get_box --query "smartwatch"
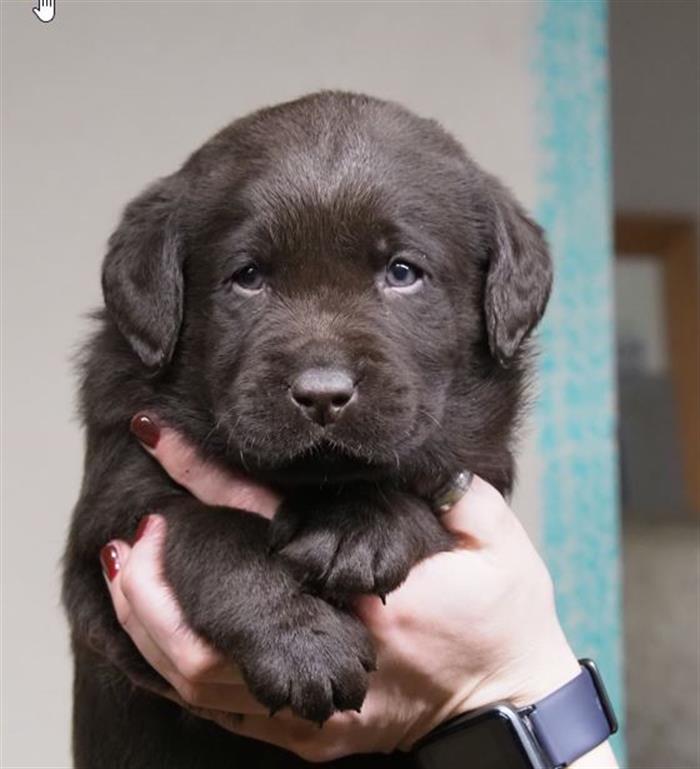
[412,659,618,769]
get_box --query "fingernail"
[100,544,120,581]
[134,515,152,543]
[130,413,160,448]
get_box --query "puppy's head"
[102,92,551,481]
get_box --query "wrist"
[455,638,582,720]
[411,657,619,769]
[502,642,583,708]
[569,741,619,768]
[402,638,580,750]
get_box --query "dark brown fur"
[63,91,552,768]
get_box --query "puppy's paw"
[277,521,413,600]
[237,600,375,723]
[270,489,452,601]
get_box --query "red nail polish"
[100,544,120,581]
[130,413,160,448]
[134,515,151,543]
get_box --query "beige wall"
[1,2,543,766]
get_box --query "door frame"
[615,214,699,515]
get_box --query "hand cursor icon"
[33,0,56,23]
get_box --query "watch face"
[418,710,537,769]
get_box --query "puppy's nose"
[290,368,356,426]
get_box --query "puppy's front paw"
[276,517,411,600]
[237,598,375,723]
[271,489,453,601]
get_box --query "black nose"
[290,368,356,426]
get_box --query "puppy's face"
[190,164,480,477]
[102,93,552,482]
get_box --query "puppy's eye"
[385,259,423,289]
[232,264,264,292]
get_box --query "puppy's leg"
[269,486,454,602]
[162,499,375,723]
[65,471,374,725]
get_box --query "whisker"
[418,408,443,429]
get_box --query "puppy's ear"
[102,175,184,370]
[483,180,553,366]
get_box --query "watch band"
[521,659,618,768]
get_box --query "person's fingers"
[102,542,269,713]
[163,677,272,715]
[101,540,188,686]
[119,515,243,685]
[129,412,280,519]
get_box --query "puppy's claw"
[378,592,386,605]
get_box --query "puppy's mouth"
[213,385,432,483]
[243,440,389,485]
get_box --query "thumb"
[32,7,41,16]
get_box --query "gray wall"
[610,0,700,220]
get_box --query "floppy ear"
[102,175,184,370]
[483,180,553,367]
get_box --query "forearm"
[570,741,619,769]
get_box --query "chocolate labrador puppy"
[63,91,552,768]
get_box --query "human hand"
[101,417,606,763]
